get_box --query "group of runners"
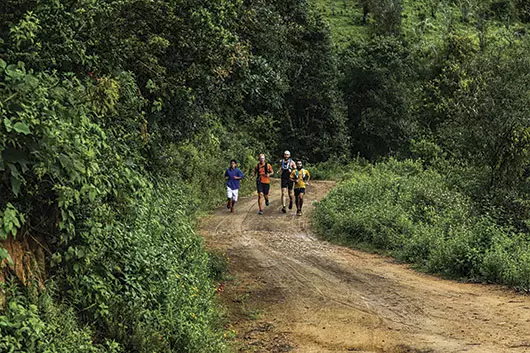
[224,151,310,216]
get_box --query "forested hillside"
[1,0,530,351]
[313,0,530,289]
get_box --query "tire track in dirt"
[200,180,530,353]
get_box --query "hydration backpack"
[295,169,308,181]
[281,158,293,172]
[256,163,272,180]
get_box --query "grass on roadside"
[312,158,530,291]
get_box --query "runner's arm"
[234,170,243,180]
[267,164,274,177]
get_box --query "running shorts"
[256,180,271,195]
[281,173,294,189]
[294,188,306,197]
[227,186,239,201]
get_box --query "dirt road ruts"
[201,180,530,353]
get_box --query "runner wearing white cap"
[277,150,296,213]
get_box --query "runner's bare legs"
[298,192,304,213]
[258,191,264,211]
[281,187,287,208]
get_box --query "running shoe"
[265,200,270,206]
[258,210,263,215]
[288,201,293,210]
[297,210,302,216]
[282,207,286,213]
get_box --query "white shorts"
[227,187,239,201]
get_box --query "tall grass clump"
[313,159,530,290]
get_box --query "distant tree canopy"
[312,0,530,227]
[0,0,350,166]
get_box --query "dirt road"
[200,180,530,353]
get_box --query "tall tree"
[340,36,416,158]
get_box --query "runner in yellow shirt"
[289,159,310,216]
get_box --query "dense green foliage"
[311,0,530,289]
[1,0,530,350]
[0,0,350,351]
[313,159,530,290]
[1,284,113,353]
[0,60,228,350]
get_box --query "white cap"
[284,150,291,156]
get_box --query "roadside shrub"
[307,156,368,181]
[0,61,230,352]
[481,233,530,290]
[313,159,530,289]
[0,283,117,353]
[54,180,228,353]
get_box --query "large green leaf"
[2,148,29,164]
[5,63,24,78]
[6,162,23,196]
[0,248,13,266]
[3,118,12,132]
[13,122,31,135]
[10,175,21,196]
